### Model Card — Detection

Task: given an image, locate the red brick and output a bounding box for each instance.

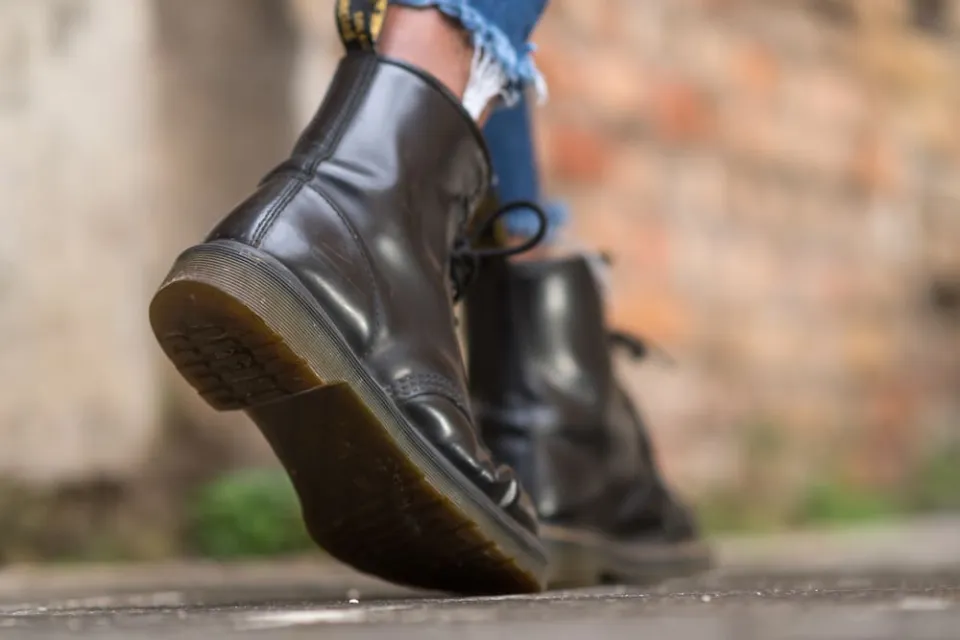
[728,40,779,99]
[582,47,651,122]
[851,132,902,195]
[610,289,691,345]
[605,144,661,202]
[648,78,715,143]
[543,121,613,183]
[530,41,584,104]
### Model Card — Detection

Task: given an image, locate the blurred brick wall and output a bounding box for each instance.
[2,0,956,520]
[531,0,960,500]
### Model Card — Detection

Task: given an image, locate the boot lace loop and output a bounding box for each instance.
[450,200,549,301]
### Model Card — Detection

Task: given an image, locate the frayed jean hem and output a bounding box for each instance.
[389,0,545,106]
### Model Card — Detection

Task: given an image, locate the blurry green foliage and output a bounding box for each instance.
[185,438,955,548]
[795,482,901,526]
[186,469,313,559]
[698,432,960,534]
[1,431,954,560]
[904,443,960,512]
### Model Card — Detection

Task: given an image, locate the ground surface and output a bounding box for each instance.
[1,518,958,639]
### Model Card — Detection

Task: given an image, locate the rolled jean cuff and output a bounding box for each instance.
[389,0,546,105]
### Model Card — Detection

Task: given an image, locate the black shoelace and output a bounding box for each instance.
[450,200,549,301]
[609,330,675,367]
[449,207,687,532]
[609,330,688,535]
[451,202,675,370]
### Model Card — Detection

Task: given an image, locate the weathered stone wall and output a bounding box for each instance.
[0,0,308,480]
[0,0,159,483]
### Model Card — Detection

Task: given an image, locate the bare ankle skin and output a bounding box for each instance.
[378,6,473,99]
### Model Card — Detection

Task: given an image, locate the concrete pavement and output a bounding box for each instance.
[0,517,958,639]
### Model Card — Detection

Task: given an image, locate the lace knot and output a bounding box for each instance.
[450,200,549,301]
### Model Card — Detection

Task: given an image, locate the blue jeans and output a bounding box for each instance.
[391,0,549,103]
[390,0,558,238]
[482,94,566,239]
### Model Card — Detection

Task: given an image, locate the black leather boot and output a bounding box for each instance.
[466,256,710,586]
[149,53,546,595]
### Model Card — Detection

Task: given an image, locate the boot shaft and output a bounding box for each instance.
[466,256,624,521]
[466,256,681,533]
[211,52,491,266]
[467,256,614,433]
[204,52,495,412]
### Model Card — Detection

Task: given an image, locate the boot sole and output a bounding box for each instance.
[543,525,711,588]
[149,240,547,595]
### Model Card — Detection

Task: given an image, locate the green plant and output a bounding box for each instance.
[187,469,312,559]
[906,443,960,512]
[795,480,902,526]
[695,490,770,534]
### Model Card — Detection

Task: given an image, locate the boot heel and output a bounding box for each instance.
[540,525,609,588]
[544,538,604,589]
[150,242,331,411]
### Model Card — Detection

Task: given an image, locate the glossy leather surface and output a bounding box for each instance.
[467,256,698,542]
[206,52,537,535]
